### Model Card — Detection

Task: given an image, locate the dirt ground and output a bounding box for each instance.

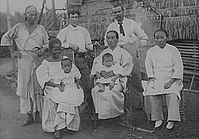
[1,77,199,139]
[0,58,199,139]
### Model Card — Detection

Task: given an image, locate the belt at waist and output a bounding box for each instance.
[74,52,86,58]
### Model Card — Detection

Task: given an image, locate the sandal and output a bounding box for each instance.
[54,130,61,139]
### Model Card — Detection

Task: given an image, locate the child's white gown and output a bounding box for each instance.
[45,64,84,107]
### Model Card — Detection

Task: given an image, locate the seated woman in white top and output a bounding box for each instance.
[144,28,183,131]
[47,57,84,105]
[91,30,133,119]
[36,38,84,139]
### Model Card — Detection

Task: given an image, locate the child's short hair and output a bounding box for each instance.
[154,28,169,38]
[102,53,113,62]
[61,58,72,66]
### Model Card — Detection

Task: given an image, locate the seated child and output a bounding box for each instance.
[47,57,84,106]
[94,53,122,92]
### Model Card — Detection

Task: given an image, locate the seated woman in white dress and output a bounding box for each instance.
[36,38,84,139]
[144,28,183,131]
[94,53,123,92]
[91,30,133,119]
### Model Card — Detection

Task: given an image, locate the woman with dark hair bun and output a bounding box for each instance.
[91,30,133,121]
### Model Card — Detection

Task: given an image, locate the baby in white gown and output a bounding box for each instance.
[93,53,122,92]
[49,58,84,106]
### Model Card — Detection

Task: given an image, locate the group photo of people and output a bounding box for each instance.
[0,0,198,139]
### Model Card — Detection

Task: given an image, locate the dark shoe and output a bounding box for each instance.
[35,111,42,123]
[21,113,34,127]
[54,130,61,139]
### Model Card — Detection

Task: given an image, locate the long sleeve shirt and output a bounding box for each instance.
[1,23,49,50]
[145,43,183,81]
[0,23,49,98]
[105,18,148,46]
[144,43,183,96]
[57,24,93,52]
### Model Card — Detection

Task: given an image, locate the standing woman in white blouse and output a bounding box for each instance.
[145,28,183,131]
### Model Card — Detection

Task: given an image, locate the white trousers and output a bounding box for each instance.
[150,93,181,122]
[19,73,43,114]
